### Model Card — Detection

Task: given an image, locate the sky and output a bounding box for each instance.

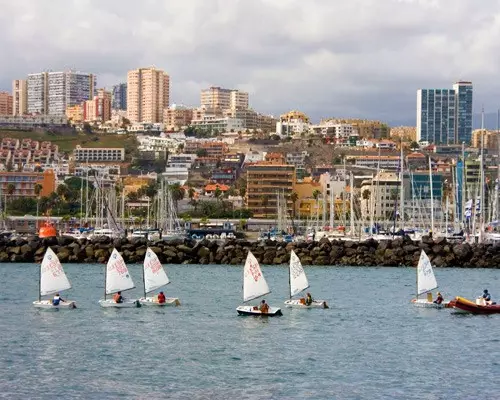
[1,0,500,126]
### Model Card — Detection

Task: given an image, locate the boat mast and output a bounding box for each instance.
[429,156,435,235]
[38,262,41,302]
[103,262,107,301]
[350,172,355,238]
[399,144,405,231]
[479,108,485,243]
[142,257,146,299]
[288,261,292,300]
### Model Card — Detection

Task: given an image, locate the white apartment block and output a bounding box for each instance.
[27,71,95,116]
[200,87,249,112]
[350,155,400,170]
[137,135,180,153]
[73,146,125,162]
[276,119,311,135]
[0,115,68,128]
[191,115,244,132]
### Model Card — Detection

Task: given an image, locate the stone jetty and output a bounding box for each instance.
[1,234,500,268]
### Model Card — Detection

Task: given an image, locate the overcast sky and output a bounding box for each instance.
[1,0,500,125]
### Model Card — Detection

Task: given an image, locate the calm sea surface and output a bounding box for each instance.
[0,263,499,400]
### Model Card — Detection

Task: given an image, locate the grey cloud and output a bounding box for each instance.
[1,0,500,124]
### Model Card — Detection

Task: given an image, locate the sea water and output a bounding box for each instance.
[0,263,499,399]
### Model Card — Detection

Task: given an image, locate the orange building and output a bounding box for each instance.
[0,92,13,116]
[0,170,55,198]
[246,161,295,218]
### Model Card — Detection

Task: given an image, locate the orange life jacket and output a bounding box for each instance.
[113,293,121,302]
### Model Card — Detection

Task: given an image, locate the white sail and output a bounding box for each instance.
[243,251,270,302]
[289,250,309,297]
[143,247,170,294]
[40,248,71,296]
[417,250,438,295]
[106,248,135,294]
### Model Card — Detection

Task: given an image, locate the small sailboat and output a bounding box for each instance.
[411,250,450,308]
[236,251,282,316]
[284,250,328,308]
[139,247,181,306]
[33,248,76,309]
[98,248,140,308]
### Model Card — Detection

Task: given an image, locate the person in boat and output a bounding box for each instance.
[305,292,313,306]
[259,299,269,313]
[157,291,166,304]
[482,289,493,305]
[52,293,64,306]
[433,292,444,304]
[113,291,124,304]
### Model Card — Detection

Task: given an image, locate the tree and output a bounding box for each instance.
[6,183,15,196]
[409,141,419,151]
[169,183,185,211]
[312,189,321,219]
[34,183,43,217]
[260,195,269,219]
[196,149,208,157]
[289,191,299,219]
[56,184,70,201]
[362,189,371,220]
[214,187,222,201]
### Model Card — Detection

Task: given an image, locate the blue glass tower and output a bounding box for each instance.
[416,89,456,144]
[112,83,127,110]
[453,81,473,144]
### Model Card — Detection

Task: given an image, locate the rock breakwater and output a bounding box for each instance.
[1,234,500,268]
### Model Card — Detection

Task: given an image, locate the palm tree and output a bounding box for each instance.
[34,184,43,217]
[312,189,321,220]
[6,183,15,196]
[260,195,269,219]
[214,187,222,202]
[289,191,299,233]
[362,189,371,220]
[169,183,185,212]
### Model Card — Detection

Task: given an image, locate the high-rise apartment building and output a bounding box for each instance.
[27,72,48,114]
[127,67,170,123]
[0,92,13,116]
[12,80,28,115]
[84,89,111,122]
[200,87,249,114]
[112,83,127,110]
[416,89,456,144]
[416,81,473,145]
[453,81,473,144]
[27,71,95,116]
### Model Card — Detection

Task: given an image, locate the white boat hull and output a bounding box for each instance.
[284,299,329,309]
[98,299,140,308]
[139,297,181,306]
[411,298,450,309]
[236,305,283,316]
[33,300,76,309]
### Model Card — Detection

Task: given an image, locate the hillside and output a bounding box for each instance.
[0,130,139,159]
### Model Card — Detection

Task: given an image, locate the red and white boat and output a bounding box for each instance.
[449,296,500,315]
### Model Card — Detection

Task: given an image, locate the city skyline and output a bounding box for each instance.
[1,0,500,125]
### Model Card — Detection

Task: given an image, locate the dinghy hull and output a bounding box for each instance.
[411,298,450,309]
[98,299,140,308]
[284,299,328,309]
[139,297,181,306]
[33,300,76,309]
[236,305,282,316]
[449,296,500,315]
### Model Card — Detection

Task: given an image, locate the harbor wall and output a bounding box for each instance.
[2,235,500,268]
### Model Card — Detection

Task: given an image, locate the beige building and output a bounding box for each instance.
[0,92,13,116]
[320,118,389,139]
[127,67,170,123]
[200,86,249,114]
[66,105,84,123]
[84,89,111,122]
[390,126,417,141]
[164,105,194,130]
[12,80,28,115]
[74,146,125,162]
[472,129,499,150]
